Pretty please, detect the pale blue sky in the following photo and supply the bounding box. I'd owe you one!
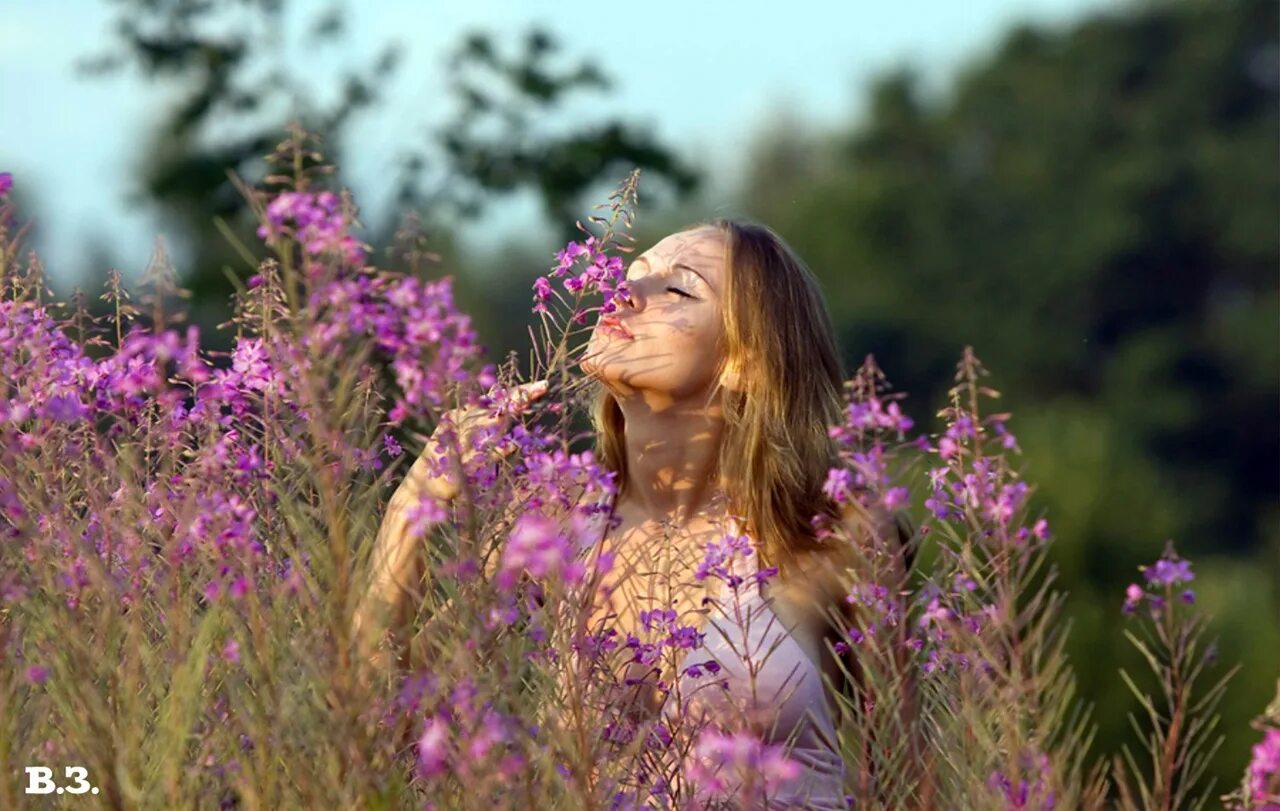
[1,0,1117,287]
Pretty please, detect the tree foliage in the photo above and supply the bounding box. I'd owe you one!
[729,0,1278,785]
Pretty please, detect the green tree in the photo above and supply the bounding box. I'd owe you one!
[81,1,699,353]
[733,0,1278,789]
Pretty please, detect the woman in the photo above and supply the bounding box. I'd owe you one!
[354,219,914,808]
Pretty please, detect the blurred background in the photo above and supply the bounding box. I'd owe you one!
[2,0,1276,791]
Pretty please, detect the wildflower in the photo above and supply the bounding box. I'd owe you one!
[1122,583,1144,613]
[231,338,276,394]
[822,467,855,504]
[417,716,451,778]
[684,729,802,801]
[1142,556,1194,587]
[497,512,584,592]
[695,531,753,582]
[1247,728,1280,804]
[223,639,241,664]
[532,277,554,314]
[0,172,11,196]
[42,393,87,422]
[1125,546,1197,615]
[25,665,49,685]
[919,596,952,626]
[467,708,510,761]
[882,485,910,510]
[986,749,1057,810]
[257,190,365,265]
[937,436,959,460]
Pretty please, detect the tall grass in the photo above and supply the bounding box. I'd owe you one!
[0,137,1271,809]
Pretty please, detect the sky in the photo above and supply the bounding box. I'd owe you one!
[1,0,1118,289]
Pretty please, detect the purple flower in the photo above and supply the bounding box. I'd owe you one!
[25,665,49,685]
[821,468,854,503]
[1247,728,1280,802]
[684,729,802,800]
[382,433,403,458]
[42,393,87,422]
[1126,547,1198,615]
[0,172,11,197]
[1143,556,1194,587]
[417,716,451,778]
[497,512,586,591]
[882,486,910,510]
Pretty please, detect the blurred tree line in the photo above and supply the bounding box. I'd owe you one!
[735,0,1279,786]
[70,0,698,354]
[48,0,1278,793]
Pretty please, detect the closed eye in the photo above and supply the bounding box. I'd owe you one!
[666,286,693,298]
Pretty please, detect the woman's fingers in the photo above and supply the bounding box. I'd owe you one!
[510,379,549,413]
[483,380,549,458]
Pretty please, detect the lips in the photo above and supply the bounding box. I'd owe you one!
[598,315,634,340]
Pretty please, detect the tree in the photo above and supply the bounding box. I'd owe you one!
[733,0,1278,787]
[81,0,700,352]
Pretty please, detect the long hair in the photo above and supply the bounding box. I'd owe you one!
[589,218,881,579]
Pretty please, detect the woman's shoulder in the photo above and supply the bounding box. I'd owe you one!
[777,502,913,607]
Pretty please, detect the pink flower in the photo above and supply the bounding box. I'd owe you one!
[1123,583,1144,613]
[493,506,611,594]
[822,467,855,504]
[0,172,11,197]
[684,729,803,801]
[1248,728,1280,804]
[417,716,451,778]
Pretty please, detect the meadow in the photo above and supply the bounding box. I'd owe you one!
[0,139,1276,809]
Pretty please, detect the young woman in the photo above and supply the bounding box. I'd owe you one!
[353,219,914,808]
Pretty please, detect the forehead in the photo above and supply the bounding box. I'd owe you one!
[643,226,727,279]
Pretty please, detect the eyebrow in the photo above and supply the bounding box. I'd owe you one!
[636,256,717,296]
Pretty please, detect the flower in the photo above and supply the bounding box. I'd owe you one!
[0,172,11,197]
[1124,546,1198,615]
[497,512,586,592]
[1142,556,1194,587]
[1247,728,1280,804]
[417,717,451,778]
[1123,583,1144,613]
[683,729,802,801]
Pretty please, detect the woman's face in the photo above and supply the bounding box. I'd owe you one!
[583,226,731,403]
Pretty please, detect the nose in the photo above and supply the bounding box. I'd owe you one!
[615,279,641,312]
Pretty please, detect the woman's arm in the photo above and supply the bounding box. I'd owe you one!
[352,380,549,673]
[351,450,457,672]
[352,464,555,682]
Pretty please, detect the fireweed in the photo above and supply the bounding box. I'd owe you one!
[1222,679,1280,810]
[1109,545,1239,811]
[0,134,1260,809]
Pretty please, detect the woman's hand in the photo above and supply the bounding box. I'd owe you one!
[407,379,550,503]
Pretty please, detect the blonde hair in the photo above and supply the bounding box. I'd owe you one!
[589,218,883,580]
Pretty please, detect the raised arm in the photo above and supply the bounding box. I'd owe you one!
[351,449,457,671]
[351,380,550,674]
